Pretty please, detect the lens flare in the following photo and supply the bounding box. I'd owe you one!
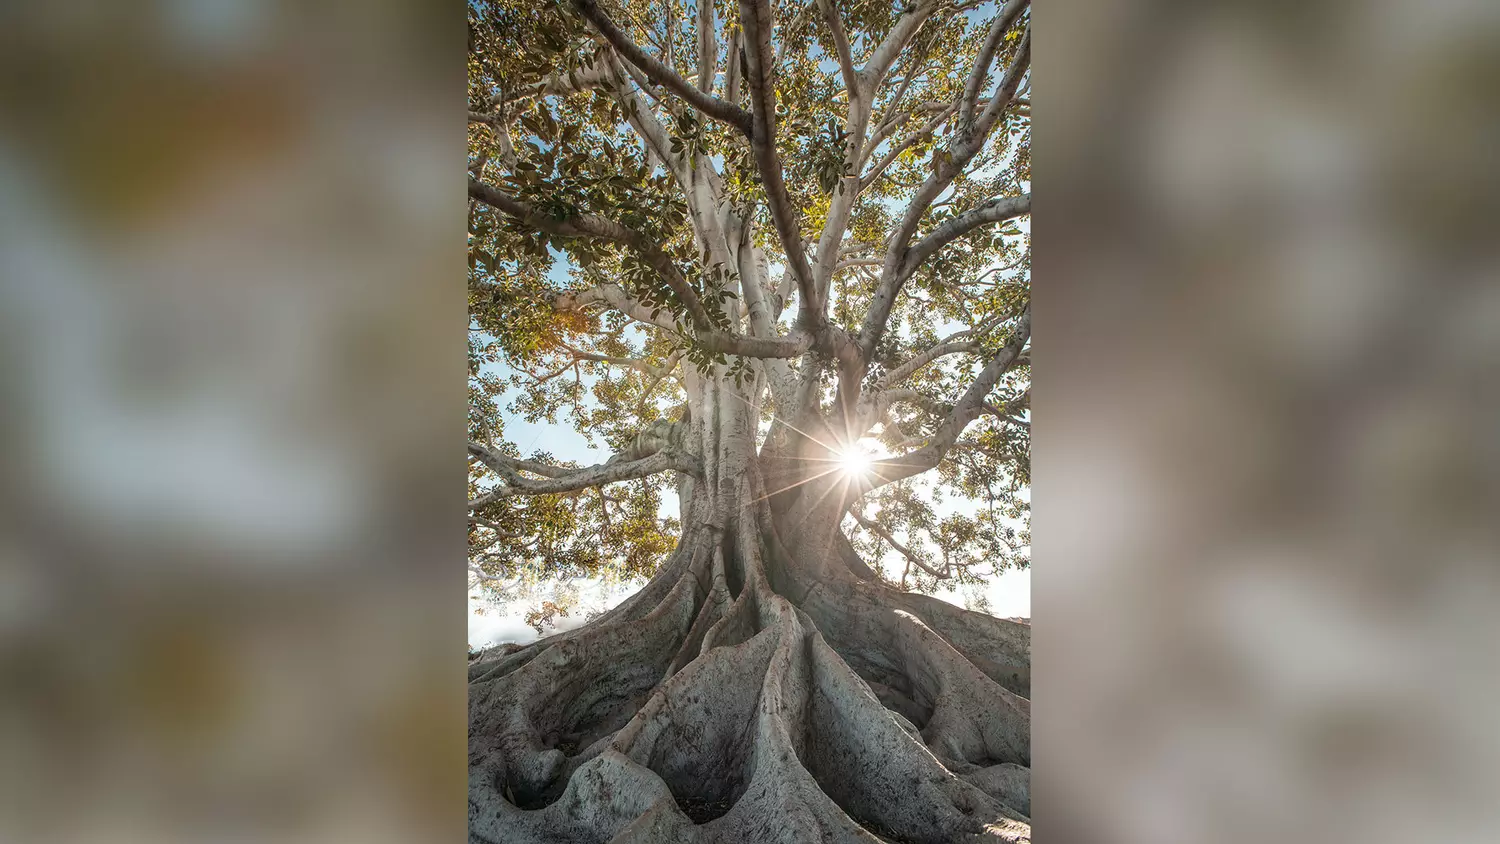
[837,446,873,477]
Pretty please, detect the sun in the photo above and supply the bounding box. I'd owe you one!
[836,446,873,477]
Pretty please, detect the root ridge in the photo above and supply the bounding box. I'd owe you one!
[470,509,1031,843]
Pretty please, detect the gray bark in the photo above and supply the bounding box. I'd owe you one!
[470,398,1031,843]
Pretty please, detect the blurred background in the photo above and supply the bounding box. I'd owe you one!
[0,0,1497,842]
[1037,1,1500,842]
[0,1,465,841]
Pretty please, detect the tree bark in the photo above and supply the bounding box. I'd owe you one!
[469,397,1031,843]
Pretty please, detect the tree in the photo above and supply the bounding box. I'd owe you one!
[467,0,1031,839]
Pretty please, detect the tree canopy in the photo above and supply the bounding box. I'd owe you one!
[467,0,1030,617]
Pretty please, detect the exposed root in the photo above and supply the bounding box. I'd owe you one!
[803,634,1030,843]
[467,533,702,684]
[665,543,734,678]
[698,576,759,654]
[886,609,1029,770]
[614,624,780,820]
[469,568,702,808]
[885,590,1030,698]
[959,764,1030,817]
[469,491,1032,842]
[470,749,679,844]
[801,587,1028,774]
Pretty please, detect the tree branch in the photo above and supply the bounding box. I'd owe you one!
[858,27,1029,360]
[468,441,699,502]
[533,61,621,97]
[606,55,741,267]
[957,0,1028,134]
[739,0,819,320]
[637,350,685,411]
[468,564,523,588]
[868,36,934,148]
[471,179,809,361]
[970,24,1031,142]
[859,101,958,190]
[549,283,677,330]
[866,308,1029,488]
[849,509,948,579]
[699,329,814,359]
[773,0,819,67]
[879,336,979,390]
[608,55,693,185]
[696,0,718,94]
[817,0,858,98]
[558,341,669,375]
[858,0,942,93]
[469,178,715,332]
[902,193,1031,276]
[546,281,813,359]
[724,27,743,103]
[469,514,524,538]
[571,0,752,132]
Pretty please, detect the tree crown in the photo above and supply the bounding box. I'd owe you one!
[467,0,1031,615]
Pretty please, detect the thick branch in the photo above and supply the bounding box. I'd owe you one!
[550,283,676,329]
[867,309,1029,488]
[471,180,808,361]
[903,193,1031,276]
[808,0,877,311]
[696,0,717,94]
[468,441,698,502]
[571,0,752,132]
[699,329,814,359]
[859,0,942,93]
[724,28,743,103]
[608,55,693,186]
[469,447,575,480]
[880,336,979,389]
[957,0,1028,133]
[971,25,1031,142]
[817,0,858,98]
[534,62,621,97]
[739,0,819,320]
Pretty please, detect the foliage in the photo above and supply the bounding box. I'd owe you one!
[467,0,1031,610]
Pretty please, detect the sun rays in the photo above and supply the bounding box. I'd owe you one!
[835,445,874,478]
[719,391,896,510]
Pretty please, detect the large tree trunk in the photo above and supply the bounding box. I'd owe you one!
[468,387,1032,843]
